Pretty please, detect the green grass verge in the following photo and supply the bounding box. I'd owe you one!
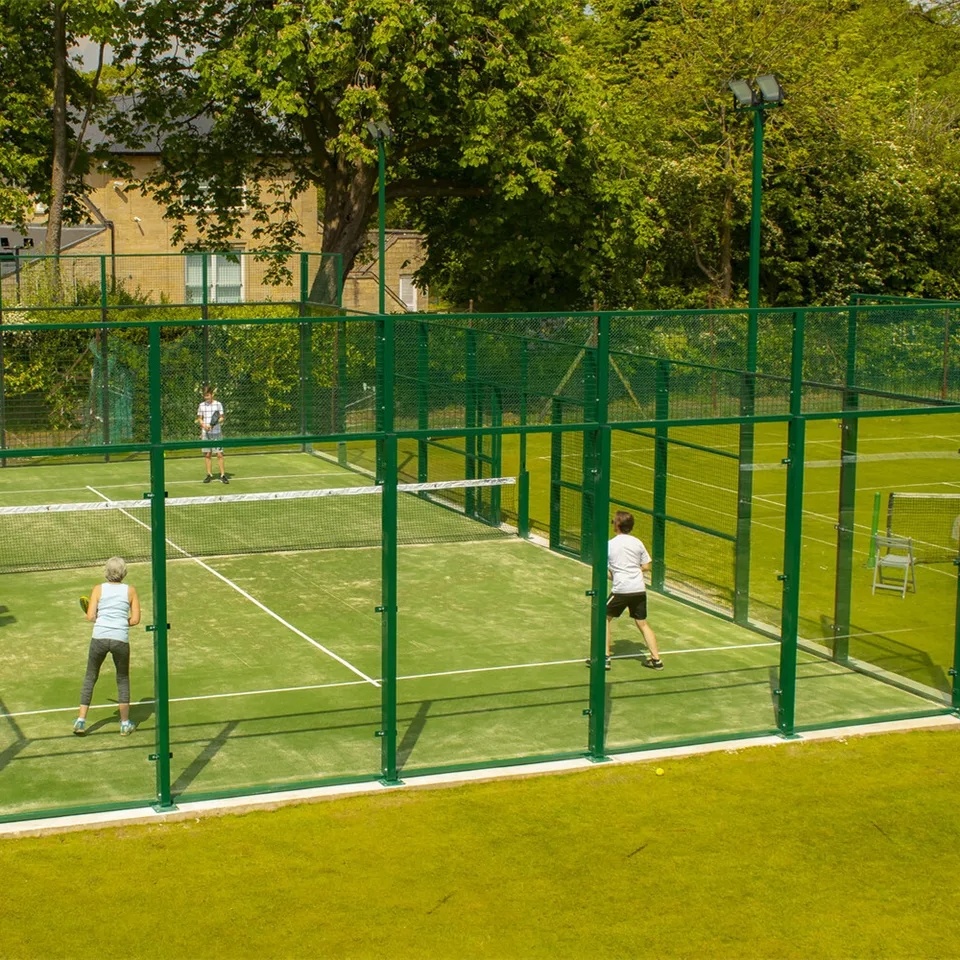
[2,726,959,959]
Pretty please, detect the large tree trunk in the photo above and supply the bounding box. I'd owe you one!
[45,0,68,270]
[43,0,68,303]
[311,158,379,304]
[720,186,734,305]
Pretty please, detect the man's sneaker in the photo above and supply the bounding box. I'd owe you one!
[72,718,86,736]
[203,474,213,483]
[643,657,665,671]
[220,474,229,484]
[584,657,613,669]
[120,720,136,737]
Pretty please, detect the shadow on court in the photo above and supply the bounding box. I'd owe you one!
[0,696,28,774]
[172,719,239,794]
[81,696,156,737]
[0,605,16,629]
[816,614,950,693]
[397,700,431,772]
[611,637,652,661]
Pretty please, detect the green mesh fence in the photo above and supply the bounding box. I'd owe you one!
[2,299,959,825]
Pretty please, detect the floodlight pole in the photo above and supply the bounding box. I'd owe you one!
[729,75,784,624]
[366,120,393,316]
[748,110,765,312]
[377,136,387,315]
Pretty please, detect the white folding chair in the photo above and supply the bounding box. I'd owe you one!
[872,534,917,598]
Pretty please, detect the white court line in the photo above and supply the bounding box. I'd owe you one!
[86,485,380,688]
[2,471,350,499]
[5,640,781,719]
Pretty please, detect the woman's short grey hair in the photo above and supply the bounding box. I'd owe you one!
[104,557,127,582]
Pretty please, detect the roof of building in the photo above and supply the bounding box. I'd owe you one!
[0,223,107,278]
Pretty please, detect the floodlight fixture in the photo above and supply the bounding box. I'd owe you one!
[728,79,757,109]
[365,119,394,141]
[755,74,785,104]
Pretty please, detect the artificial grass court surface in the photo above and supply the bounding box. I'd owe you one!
[0,448,950,820]
[2,726,960,960]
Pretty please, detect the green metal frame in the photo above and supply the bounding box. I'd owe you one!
[3,298,960,824]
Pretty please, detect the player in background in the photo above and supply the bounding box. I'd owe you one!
[197,385,228,484]
[606,510,663,671]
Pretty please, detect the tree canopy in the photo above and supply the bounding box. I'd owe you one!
[3,0,960,309]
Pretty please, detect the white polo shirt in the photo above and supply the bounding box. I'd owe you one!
[607,534,651,594]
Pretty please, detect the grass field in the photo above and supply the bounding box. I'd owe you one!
[1,432,952,823]
[2,725,959,960]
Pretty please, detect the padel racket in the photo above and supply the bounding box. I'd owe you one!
[79,596,90,613]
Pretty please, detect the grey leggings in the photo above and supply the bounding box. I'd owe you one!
[80,637,131,706]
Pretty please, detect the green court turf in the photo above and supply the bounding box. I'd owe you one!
[0,439,952,822]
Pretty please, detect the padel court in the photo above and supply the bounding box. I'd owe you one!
[0,450,945,821]
[2,298,960,824]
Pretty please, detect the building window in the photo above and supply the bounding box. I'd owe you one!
[398,274,418,312]
[185,252,244,304]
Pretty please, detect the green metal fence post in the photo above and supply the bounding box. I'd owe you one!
[336,316,348,465]
[652,359,670,591]
[0,318,5,467]
[465,328,479,514]
[417,320,429,483]
[518,337,530,538]
[586,311,611,761]
[98,255,111,456]
[776,309,805,738]
[299,251,309,317]
[299,317,313,442]
[833,304,860,661]
[549,398,562,551]
[735,370,756,625]
[148,323,174,809]
[379,311,401,785]
[580,319,599,563]
[952,559,960,711]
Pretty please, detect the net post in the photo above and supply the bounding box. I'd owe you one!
[148,324,175,810]
[517,470,530,538]
[867,492,881,569]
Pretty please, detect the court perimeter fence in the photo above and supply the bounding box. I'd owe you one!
[2,272,960,821]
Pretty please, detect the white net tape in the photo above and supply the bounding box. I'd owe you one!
[0,476,516,517]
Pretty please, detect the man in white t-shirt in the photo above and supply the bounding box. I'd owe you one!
[196,385,228,484]
[605,510,663,671]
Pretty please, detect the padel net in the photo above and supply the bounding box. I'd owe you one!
[0,477,517,573]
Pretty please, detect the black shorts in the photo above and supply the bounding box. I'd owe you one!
[607,592,648,621]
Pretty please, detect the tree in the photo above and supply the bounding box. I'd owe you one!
[0,0,131,255]
[114,0,591,285]
[585,0,960,307]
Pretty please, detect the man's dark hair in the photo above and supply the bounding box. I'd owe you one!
[613,510,634,534]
